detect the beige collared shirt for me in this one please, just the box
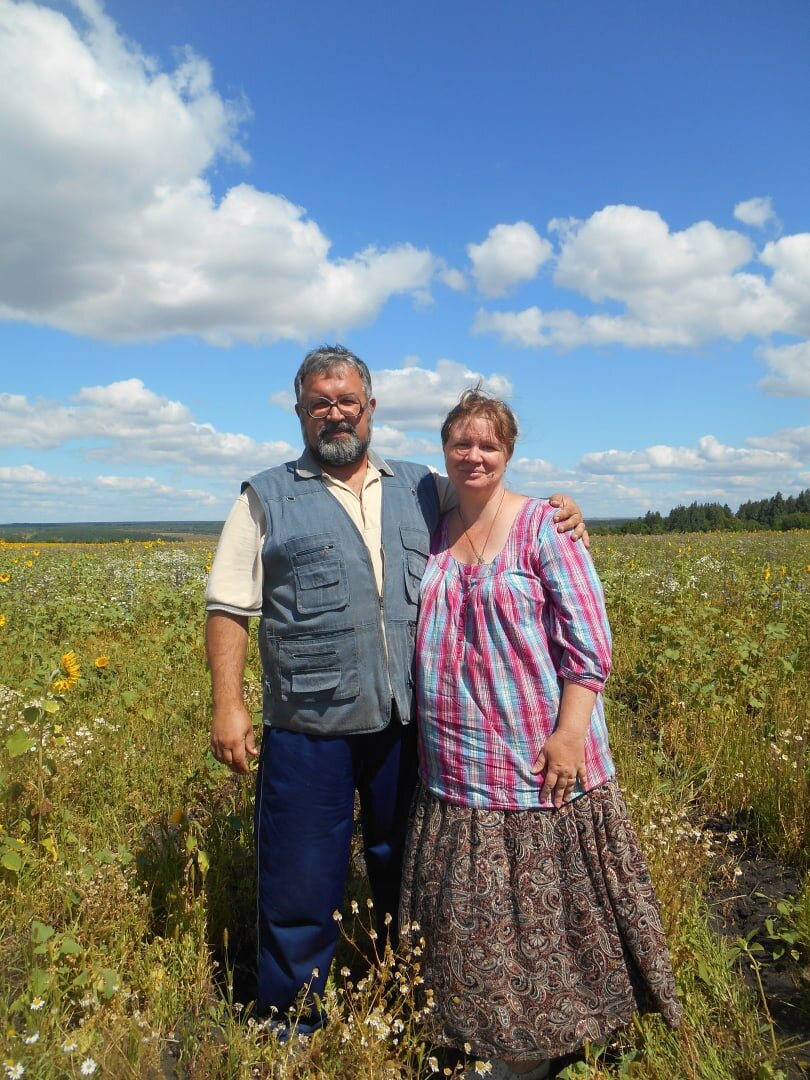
[205,453,454,616]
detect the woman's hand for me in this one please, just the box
[548,493,589,548]
[531,729,587,808]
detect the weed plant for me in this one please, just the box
[1,533,808,1077]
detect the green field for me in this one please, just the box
[1,533,808,1078]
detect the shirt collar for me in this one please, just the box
[294,446,394,479]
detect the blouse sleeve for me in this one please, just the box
[204,487,266,616]
[535,508,612,692]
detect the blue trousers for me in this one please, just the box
[253,718,417,1030]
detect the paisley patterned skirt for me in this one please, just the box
[399,780,681,1062]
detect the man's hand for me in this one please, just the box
[206,610,257,775]
[211,702,258,774]
[548,493,590,548]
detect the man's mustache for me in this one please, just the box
[320,421,356,437]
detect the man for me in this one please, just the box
[206,345,586,1032]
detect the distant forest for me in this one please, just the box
[0,521,224,544]
[2,490,809,543]
[593,489,810,535]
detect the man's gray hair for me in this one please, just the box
[294,344,373,402]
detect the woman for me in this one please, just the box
[400,390,680,1080]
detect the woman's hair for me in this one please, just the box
[441,386,519,457]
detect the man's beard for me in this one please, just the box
[306,419,372,467]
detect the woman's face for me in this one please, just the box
[444,416,510,496]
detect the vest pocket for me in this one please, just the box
[400,526,429,604]
[277,631,360,701]
[286,535,349,613]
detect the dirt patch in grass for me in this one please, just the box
[706,813,809,1078]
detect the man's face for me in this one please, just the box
[295,366,376,468]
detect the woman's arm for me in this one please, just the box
[531,682,597,807]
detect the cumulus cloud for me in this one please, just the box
[373,359,513,430]
[758,341,810,397]
[371,425,439,458]
[0,0,436,342]
[734,196,779,230]
[0,464,50,484]
[96,474,217,503]
[747,425,810,455]
[473,204,808,351]
[0,379,296,472]
[438,267,468,292]
[579,434,797,475]
[468,222,552,298]
[0,463,218,520]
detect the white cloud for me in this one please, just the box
[467,222,552,298]
[0,380,296,472]
[373,359,513,430]
[474,205,807,350]
[760,234,810,335]
[96,474,217,503]
[734,196,778,229]
[579,434,797,475]
[0,0,437,342]
[758,341,810,397]
[0,463,218,521]
[747,425,810,455]
[438,268,468,292]
[371,425,439,458]
[0,464,50,484]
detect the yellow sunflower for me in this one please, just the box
[52,651,81,693]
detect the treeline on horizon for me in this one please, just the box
[593,489,810,535]
[0,521,225,544]
[2,490,809,544]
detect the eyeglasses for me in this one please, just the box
[304,395,367,420]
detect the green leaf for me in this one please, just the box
[30,969,52,995]
[6,730,36,758]
[42,699,60,714]
[1,850,22,872]
[31,920,55,944]
[59,936,82,956]
[100,968,121,999]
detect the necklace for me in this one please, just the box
[456,489,506,564]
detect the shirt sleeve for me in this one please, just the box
[535,509,612,692]
[204,487,265,616]
[431,469,458,512]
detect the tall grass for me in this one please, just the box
[1,532,808,1077]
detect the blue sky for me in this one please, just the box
[1,0,808,522]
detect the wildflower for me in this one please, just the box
[94,657,109,669]
[0,574,9,583]
[62,1041,78,1052]
[0,615,5,628]
[29,998,44,1011]
[52,651,81,693]
[5,1063,25,1079]
[351,900,359,915]
[332,910,342,922]
[428,1058,440,1073]
[80,1059,98,1076]
[23,1035,38,1045]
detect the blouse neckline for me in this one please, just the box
[439,495,535,573]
